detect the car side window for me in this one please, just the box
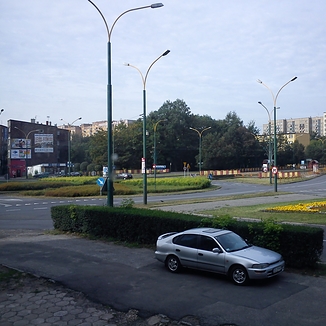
[198,235,219,251]
[173,234,198,249]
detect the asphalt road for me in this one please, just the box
[0,231,326,326]
[1,174,326,226]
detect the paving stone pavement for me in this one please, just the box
[0,265,201,326]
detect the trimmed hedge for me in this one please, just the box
[51,205,324,268]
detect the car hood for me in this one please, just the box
[230,246,282,263]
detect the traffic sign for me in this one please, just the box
[272,167,278,174]
[97,177,105,187]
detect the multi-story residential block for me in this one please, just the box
[7,119,69,178]
[263,113,325,137]
[80,119,135,137]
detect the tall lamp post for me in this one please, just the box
[125,50,170,205]
[189,126,211,174]
[258,101,273,184]
[153,119,167,190]
[257,77,297,192]
[87,0,164,207]
[61,117,82,175]
[14,127,40,179]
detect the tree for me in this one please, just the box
[114,120,143,169]
[292,140,305,165]
[147,99,196,171]
[88,129,107,166]
[71,134,91,166]
[306,138,326,164]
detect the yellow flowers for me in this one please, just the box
[266,201,326,213]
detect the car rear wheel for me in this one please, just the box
[230,265,248,285]
[166,255,181,273]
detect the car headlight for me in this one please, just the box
[252,263,269,269]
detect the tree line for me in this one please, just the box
[69,99,325,173]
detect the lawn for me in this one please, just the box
[199,198,326,225]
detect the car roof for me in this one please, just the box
[183,228,230,236]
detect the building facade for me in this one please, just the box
[263,114,325,137]
[80,119,136,137]
[8,119,69,178]
[0,124,8,176]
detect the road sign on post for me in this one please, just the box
[272,167,278,174]
[97,177,106,196]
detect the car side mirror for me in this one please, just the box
[213,248,222,254]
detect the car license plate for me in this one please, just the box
[273,266,282,274]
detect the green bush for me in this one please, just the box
[51,206,323,268]
[51,205,201,243]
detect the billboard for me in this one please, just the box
[34,134,53,153]
[10,149,31,159]
[11,138,31,149]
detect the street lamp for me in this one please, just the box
[125,50,170,205]
[60,117,82,175]
[14,127,41,179]
[87,0,164,207]
[257,77,297,192]
[153,119,167,190]
[189,126,211,174]
[258,101,273,184]
[0,109,4,115]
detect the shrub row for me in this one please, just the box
[51,205,324,268]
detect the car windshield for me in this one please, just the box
[215,232,250,252]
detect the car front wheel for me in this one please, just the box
[166,255,181,273]
[230,265,248,285]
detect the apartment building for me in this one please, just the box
[80,119,135,137]
[263,114,325,137]
[7,119,69,178]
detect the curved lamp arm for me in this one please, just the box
[125,50,170,89]
[88,1,164,41]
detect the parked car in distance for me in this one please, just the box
[155,227,285,285]
[116,173,133,180]
[69,172,82,176]
[33,172,50,179]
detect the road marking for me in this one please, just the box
[0,203,12,207]
[34,207,48,210]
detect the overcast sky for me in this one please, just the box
[1,0,325,131]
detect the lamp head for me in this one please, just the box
[258,101,262,104]
[291,76,298,81]
[151,3,164,8]
[162,50,170,56]
[257,79,263,84]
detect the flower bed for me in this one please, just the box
[266,201,326,213]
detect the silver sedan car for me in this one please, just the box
[155,227,285,285]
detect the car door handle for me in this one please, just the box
[176,249,180,252]
[198,253,203,256]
